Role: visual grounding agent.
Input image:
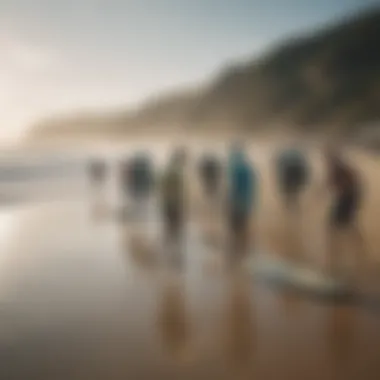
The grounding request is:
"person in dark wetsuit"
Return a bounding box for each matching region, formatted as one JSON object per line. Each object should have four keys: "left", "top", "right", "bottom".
{"left": 323, "top": 146, "right": 366, "bottom": 279}
{"left": 198, "top": 154, "right": 222, "bottom": 199}
{"left": 121, "top": 153, "right": 154, "bottom": 220}
{"left": 160, "top": 148, "right": 187, "bottom": 248}
{"left": 127, "top": 154, "right": 154, "bottom": 202}
{"left": 274, "top": 147, "right": 310, "bottom": 211}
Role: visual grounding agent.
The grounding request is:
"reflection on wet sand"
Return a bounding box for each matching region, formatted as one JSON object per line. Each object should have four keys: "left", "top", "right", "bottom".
{"left": 91, "top": 200, "right": 110, "bottom": 223}
{"left": 156, "top": 275, "right": 193, "bottom": 365}
{"left": 220, "top": 270, "right": 256, "bottom": 376}
{"left": 202, "top": 249, "right": 225, "bottom": 276}
{"left": 126, "top": 228, "right": 160, "bottom": 273}
{"left": 328, "top": 305, "right": 357, "bottom": 375}
{"left": 279, "top": 290, "right": 303, "bottom": 316}
{"left": 201, "top": 215, "right": 226, "bottom": 251}
{"left": 121, "top": 215, "right": 182, "bottom": 275}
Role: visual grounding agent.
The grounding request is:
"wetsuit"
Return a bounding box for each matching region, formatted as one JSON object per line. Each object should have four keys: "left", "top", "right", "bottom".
{"left": 227, "top": 151, "right": 255, "bottom": 235}
{"left": 327, "top": 155, "right": 360, "bottom": 228}
{"left": 199, "top": 155, "right": 222, "bottom": 197}
{"left": 161, "top": 164, "right": 185, "bottom": 238}
{"left": 128, "top": 156, "right": 154, "bottom": 200}
{"left": 275, "top": 148, "right": 309, "bottom": 208}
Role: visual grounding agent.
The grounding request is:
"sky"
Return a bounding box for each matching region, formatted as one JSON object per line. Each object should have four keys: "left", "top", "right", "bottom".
{"left": 0, "top": 0, "right": 378, "bottom": 143}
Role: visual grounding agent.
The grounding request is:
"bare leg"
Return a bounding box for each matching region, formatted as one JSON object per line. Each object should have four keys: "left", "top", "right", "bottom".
{"left": 325, "top": 226, "right": 343, "bottom": 278}
{"left": 348, "top": 222, "right": 367, "bottom": 284}
{"left": 238, "top": 226, "right": 249, "bottom": 262}
{"left": 236, "top": 220, "right": 251, "bottom": 268}
{"left": 288, "top": 200, "right": 303, "bottom": 264}
{"left": 229, "top": 228, "right": 244, "bottom": 269}
{"left": 167, "top": 213, "right": 185, "bottom": 270}
{"left": 175, "top": 226, "right": 184, "bottom": 270}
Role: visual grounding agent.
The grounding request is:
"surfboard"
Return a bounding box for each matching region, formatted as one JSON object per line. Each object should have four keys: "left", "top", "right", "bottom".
{"left": 246, "top": 254, "right": 352, "bottom": 300}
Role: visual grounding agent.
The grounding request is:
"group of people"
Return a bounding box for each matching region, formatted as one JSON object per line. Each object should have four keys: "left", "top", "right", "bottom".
{"left": 89, "top": 141, "right": 364, "bottom": 278}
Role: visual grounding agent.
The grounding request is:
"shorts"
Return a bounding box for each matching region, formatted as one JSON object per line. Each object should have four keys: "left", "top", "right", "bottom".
{"left": 330, "top": 188, "right": 360, "bottom": 228}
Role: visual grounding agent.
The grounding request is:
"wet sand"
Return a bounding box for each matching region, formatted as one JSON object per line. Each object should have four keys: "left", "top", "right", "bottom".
{"left": 1, "top": 143, "right": 380, "bottom": 380}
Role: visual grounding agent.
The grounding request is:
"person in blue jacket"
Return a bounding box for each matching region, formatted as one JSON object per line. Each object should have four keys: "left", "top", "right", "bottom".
{"left": 227, "top": 142, "right": 256, "bottom": 259}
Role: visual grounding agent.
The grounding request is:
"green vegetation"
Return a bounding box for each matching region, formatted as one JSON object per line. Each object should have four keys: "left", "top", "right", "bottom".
{"left": 31, "top": 7, "right": 380, "bottom": 139}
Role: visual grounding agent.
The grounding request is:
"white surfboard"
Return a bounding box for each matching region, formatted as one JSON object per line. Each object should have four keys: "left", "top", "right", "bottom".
{"left": 246, "top": 254, "right": 351, "bottom": 298}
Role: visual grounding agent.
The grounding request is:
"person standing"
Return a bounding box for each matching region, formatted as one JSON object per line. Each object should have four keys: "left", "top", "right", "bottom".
{"left": 322, "top": 145, "right": 366, "bottom": 281}
{"left": 160, "top": 147, "right": 188, "bottom": 261}
{"left": 198, "top": 153, "right": 222, "bottom": 199}
{"left": 226, "top": 142, "right": 257, "bottom": 264}
{"left": 125, "top": 153, "right": 155, "bottom": 218}
{"left": 274, "top": 146, "right": 310, "bottom": 212}
{"left": 128, "top": 153, "right": 154, "bottom": 200}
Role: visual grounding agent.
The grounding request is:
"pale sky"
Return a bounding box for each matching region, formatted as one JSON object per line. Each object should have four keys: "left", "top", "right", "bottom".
{"left": 0, "top": 0, "right": 377, "bottom": 143}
